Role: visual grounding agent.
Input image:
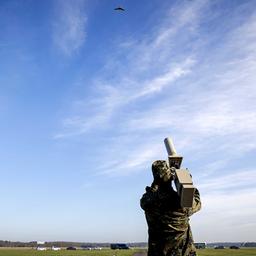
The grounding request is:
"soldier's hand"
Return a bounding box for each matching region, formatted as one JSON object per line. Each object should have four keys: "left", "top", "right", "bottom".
{"left": 170, "top": 167, "right": 176, "bottom": 178}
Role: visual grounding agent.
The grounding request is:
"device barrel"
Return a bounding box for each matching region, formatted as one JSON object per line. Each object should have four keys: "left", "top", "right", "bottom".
{"left": 164, "top": 137, "right": 177, "bottom": 156}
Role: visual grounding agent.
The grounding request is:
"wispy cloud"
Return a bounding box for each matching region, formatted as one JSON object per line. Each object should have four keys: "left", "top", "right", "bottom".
{"left": 51, "top": 1, "right": 256, "bottom": 242}
{"left": 56, "top": 1, "right": 256, "bottom": 181}
{"left": 98, "top": 143, "right": 163, "bottom": 176}
{"left": 53, "top": 0, "right": 87, "bottom": 56}
{"left": 199, "top": 169, "right": 256, "bottom": 193}
{"left": 131, "top": 58, "right": 195, "bottom": 99}
{"left": 192, "top": 187, "right": 256, "bottom": 242}
{"left": 192, "top": 169, "right": 256, "bottom": 242}
{"left": 55, "top": 0, "right": 205, "bottom": 138}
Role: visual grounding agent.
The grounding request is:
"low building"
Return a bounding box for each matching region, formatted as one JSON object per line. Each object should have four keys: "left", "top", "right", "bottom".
{"left": 110, "top": 243, "right": 129, "bottom": 249}
{"left": 194, "top": 242, "right": 206, "bottom": 249}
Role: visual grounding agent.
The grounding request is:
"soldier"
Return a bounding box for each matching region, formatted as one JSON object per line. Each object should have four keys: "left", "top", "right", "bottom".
{"left": 141, "top": 160, "right": 201, "bottom": 256}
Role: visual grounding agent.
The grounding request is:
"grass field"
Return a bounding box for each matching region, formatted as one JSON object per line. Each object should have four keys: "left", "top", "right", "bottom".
{"left": 0, "top": 249, "right": 136, "bottom": 256}
{"left": 197, "top": 248, "right": 256, "bottom": 256}
{"left": 0, "top": 248, "right": 256, "bottom": 256}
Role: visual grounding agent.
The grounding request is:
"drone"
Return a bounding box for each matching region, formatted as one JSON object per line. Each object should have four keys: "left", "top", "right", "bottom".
{"left": 114, "top": 6, "right": 125, "bottom": 11}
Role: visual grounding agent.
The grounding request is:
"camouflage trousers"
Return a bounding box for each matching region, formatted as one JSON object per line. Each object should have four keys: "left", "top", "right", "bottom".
{"left": 148, "top": 238, "right": 197, "bottom": 256}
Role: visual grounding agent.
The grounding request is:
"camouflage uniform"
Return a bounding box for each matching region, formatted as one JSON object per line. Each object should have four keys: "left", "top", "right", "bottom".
{"left": 140, "top": 160, "right": 201, "bottom": 256}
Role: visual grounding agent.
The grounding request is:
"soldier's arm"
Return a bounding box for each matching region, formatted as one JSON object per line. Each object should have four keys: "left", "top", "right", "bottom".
{"left": 140, "top": 186, "right": 159, "bottom": 211}
{"left": 191, "top": 188, "right": 201, "bottom": 214}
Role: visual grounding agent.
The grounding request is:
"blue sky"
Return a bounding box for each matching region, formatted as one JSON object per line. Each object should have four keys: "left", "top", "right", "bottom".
{"left": 0, "top": 0, "right": 256, "bottom": 243}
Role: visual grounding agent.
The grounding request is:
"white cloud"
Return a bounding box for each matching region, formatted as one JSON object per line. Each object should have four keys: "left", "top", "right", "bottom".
{"left": 153, "top": 0, "right": 204, "bottom": 47}
{"left": 192, "top": 187, "right": 256, "bottom": 242}
{"left": 54, "top": 56, "right": 196, "bottom": 137}
{"left": 51, "top": 2, "right": 256, "bottom": 242}
{"left": 132, "top": 58, "right": 195, "bottom": 99}
{"left": 199, "top": 169, "right": 256, "bottom": 193}
{"left": 56, "top": 2, "right": 256, "bottom": 182}
{"left": 98, "top": 143, "right": 163, "bottom": 176}
{"left": 55, "top": 0, "right": 205, "bottom": 137}
{"left": 53, "top": 0, "right": 87, "bottom": 56}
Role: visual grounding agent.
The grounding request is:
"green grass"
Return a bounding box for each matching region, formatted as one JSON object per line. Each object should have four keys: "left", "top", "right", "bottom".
{"left": 0, "top": 248, "right": 141, "bottom": 256}
{"left": 197, "top": 248, "right": 256, "bottom": 256}
{"left": 0, "top": 248, "right": 255, "bottom": 256}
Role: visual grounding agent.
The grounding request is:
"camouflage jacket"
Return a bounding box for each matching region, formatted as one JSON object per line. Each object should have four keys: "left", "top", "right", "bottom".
{"left": 140, "top": 184, "right": 201, "bottom": 256}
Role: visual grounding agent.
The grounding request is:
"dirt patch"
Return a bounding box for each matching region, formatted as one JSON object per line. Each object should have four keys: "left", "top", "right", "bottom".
{"left": 133, "top": 252, "right": 147, "bottom": 256}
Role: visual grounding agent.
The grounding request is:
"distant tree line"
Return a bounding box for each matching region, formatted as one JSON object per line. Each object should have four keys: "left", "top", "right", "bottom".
{"left": 0, "top": 240, "right": 36, "bottom": 247}
{"left": 207, "top": 242, "right": 256, "bottom": 248}
{"left": 1, "top": 240, "right": 255, "bottom": 248}
{"left": 243, "top": 242, "right": 256, "bottom": 247}
{"left": 0, "top": 240, "right": 148, "bottom": 248}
